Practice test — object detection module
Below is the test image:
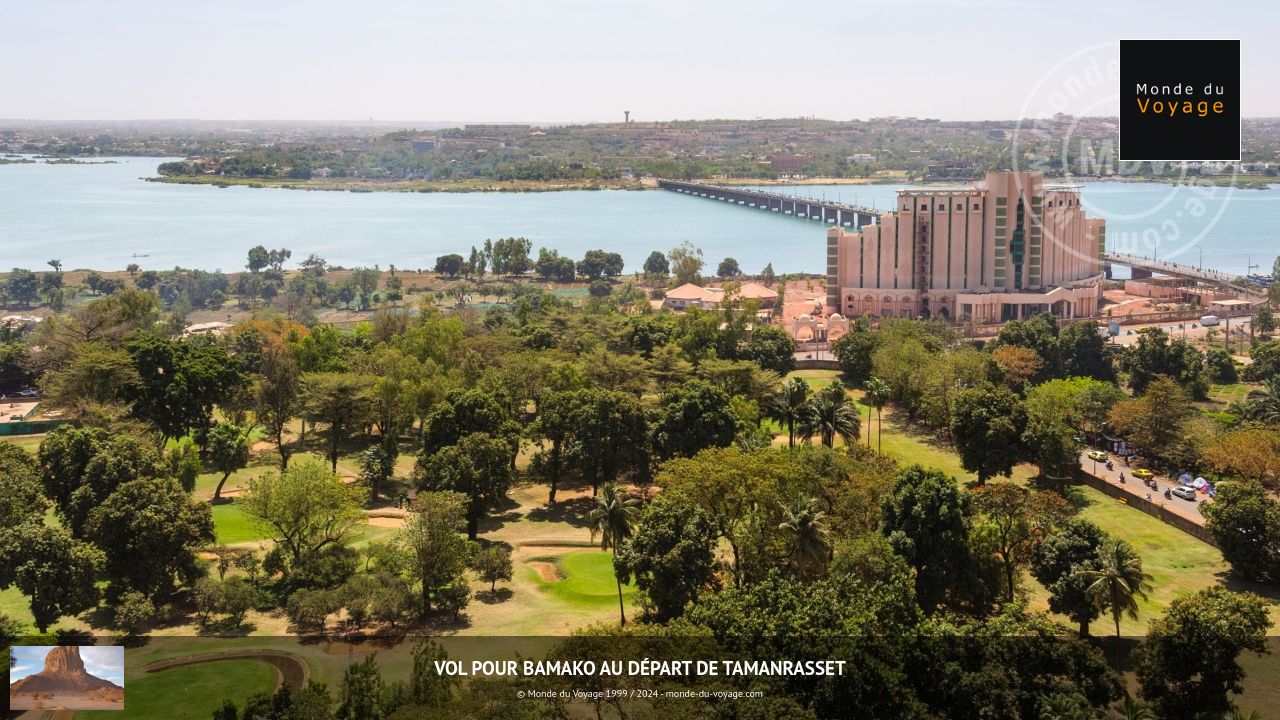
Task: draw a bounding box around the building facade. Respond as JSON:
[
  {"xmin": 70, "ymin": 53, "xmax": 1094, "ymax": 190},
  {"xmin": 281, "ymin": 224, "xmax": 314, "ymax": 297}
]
[{"xmin": 826, "ymin": 171, "xmax": 1105, "ymax": 323}]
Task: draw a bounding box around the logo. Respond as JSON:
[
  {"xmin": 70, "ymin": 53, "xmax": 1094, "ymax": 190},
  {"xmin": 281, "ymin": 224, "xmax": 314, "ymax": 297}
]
[{"xmin": 1120, "ymin": 39, "xmax": 1241, "ymax": 161}]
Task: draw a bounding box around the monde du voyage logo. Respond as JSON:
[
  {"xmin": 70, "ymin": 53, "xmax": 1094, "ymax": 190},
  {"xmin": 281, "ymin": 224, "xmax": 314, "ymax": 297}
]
[{"xmin": 1119, "ymin": 39, "xmax": 1240, "ymax": 161}]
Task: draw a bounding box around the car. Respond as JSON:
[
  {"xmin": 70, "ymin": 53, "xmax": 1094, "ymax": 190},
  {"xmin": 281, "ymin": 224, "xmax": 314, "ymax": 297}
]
[
  {"xmin": 1132, "ymin": 469, "xmax": 1155, "ymax": 479},
  {"xmin": 1172, "ymin": 486, "xmax": 1198, "ymax": 501},
  {"xmin": 1087, "ymin": 450, "xmax": 1108, "ymax": 462}
]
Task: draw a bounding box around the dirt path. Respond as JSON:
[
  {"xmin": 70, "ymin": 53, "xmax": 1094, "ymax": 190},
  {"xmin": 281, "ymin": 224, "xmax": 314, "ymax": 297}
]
[{"xmin": 143, "ymin": 650, "xmax": 310, "ymax": 691}]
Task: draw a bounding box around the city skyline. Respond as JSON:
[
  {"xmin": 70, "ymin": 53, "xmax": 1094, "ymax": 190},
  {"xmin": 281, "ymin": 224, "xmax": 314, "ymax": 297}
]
[{"xmin": 3, "ymin": 0, "xmax": 1277, "ymax": 122}]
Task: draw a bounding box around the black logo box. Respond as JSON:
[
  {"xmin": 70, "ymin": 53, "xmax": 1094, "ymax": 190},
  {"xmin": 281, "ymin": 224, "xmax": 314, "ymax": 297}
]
[{"xmin": 1119, "ymin": 39, "xmax": 1240, "ymax": 162}]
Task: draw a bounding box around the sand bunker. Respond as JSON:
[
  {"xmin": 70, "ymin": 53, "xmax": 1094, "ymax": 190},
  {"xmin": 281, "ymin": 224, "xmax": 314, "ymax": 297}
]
[{"xmin": 527, "ymin": 561, "xmax": 563, "ymax": 583}]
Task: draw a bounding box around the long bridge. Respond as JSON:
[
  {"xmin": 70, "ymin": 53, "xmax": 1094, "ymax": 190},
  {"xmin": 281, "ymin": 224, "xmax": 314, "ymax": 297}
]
[
  {"xmin": 657, "ymin": 179, "xmax": 882, "ymax": 229},
  {"xmin": 1104, "ymin": 252, "xmax": 1245, "ymax": 286}
]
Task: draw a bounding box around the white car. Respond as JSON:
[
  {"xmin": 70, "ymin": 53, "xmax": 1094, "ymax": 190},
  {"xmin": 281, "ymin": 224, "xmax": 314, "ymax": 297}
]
[{"xmin": 1171, "ymin": 486, "xmax": 1198, "ymax": 501}]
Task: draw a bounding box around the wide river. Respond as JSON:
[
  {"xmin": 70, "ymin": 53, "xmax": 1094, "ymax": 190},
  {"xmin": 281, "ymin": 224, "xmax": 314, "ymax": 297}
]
[{"xmin": 1, "ymin": 157, "xmax": 1276, "ymax": 277}]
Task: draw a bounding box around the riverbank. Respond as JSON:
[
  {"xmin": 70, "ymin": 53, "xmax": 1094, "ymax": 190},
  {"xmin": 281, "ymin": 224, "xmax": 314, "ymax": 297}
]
[{"xmin": 146, "ymin": 175, "xmax": 651, "ymax": 193}]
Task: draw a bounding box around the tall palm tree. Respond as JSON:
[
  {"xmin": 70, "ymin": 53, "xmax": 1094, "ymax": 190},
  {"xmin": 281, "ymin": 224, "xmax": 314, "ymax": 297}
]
[
  {"xmin": 587, "ymin": 483, "xmax": 640, "ymax": 625},
  {"xmin": 864, "ymin": 377, "xmax": 891, "ymax": 453},
  {"xmin": 767, "ymin": 376, "xmax": 812, "ymax": 448},
  {"xmin": 799, "ymin": 395, "xmax": 860, "ymax": 448},
  {"xmin": 1244, "ymin": 375, "xmax": 1280, "ymax": 425},
  {"xmin": 1081, "ymin": 538, "xmax": 1153, "ymax": 666},
  {"xmin": 777, "ymin": 495, "xmax": 831, "ymax": 581}
]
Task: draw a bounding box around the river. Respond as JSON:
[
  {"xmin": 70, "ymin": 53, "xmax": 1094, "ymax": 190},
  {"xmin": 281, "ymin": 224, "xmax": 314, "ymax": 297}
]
[{"xmin": 1, "ymin": 157, "xmax": 1275, "ymax": 277}]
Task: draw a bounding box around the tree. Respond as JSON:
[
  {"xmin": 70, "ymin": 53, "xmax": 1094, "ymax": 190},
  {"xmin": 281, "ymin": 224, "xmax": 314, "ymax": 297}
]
[
  {"xmin": 0, "ymin": 524, "xmax": 104, "ymax": 632},
  {"xmin": 864, "ymin": 377, "xmax": 891, "ymax": 452},
  {"xmin": 994, "ymin": 312, "xmax": 1061, "ymax": 382},
  {"xmin": 832, "ymin": 328, "xmax": 879, "ymax": 385},
  {"xmin": 337, "ymin": 653, "xmax": 385, "ymax": 720},
  {"xmin": 403, "ymin": 491, "xmax": 470, "ymax": 614},
  {"xmin": 577, "ymin": 249, "xmax": 624, "ymax": 280},
  {"xmin": 717, "ymin": 257, "xmax": 741, "ymax": 278},
  {"xmin": 761, "ymin": 262, "xmax": 777, "ymax": 287},
  {"xmin": 1243, "ymin": 375, "xmax": 1280, "ymax": 425},
  {"xmin": 1201, "ymin": 480, "xmax": 1280, "ymax": 582},
  {"xmin": 777, "ymin": 495, "xmax": 831, "ymax": 581},
  {"xmin": 614, "ymin": 495, "xmax": 717, "ymax": 622},
  {"xmin": 420, "ymin": 388, "xmax": 517, "ymax": 459},
  {"xmin": 652, "ymin": 380, "xmax": 737, "ymax": 459},
  {"xmin": 218, "ymin": 576, "xmax": 256, "ymax": 625},
  {"xmin": 588, "ymin": 483, "xmax": 640, "ymax": 625},
  {"xmin": 1136, "ymin": 588, "xmax": 1272, "ymax": 720},
  {"xmin": 742, "ymin": 325, "xmax": 796, "ymax": 373},
  {"xmin": 256, "ymin": 340, "xmax": 300, "ymax": 469},
  {"xmin": 766, "ymin": 376, "xmax": 811, "ymax": 449},
  {"xmin": 0, "ymin": 442, "xmax": 48, "ymax": 528},
  {"xmin": 974, "ymin": 483, "xmax": 1068, "ymax": 602},
  {"xmin": 6, "ymin": 268, "xmax": 39, "ymax": 307},
  {"xmin": 880, "ymin": 465, "xmax": 979, "ymax": 613},
  {"xmin": 1120, "ymin": 327, "xmax": 1208, "ymax": 398},
  {"xmin": 667, "ymin": 241, "xmax": 705, "ymax": 286},
  {"xmin": 470, "ymin": 545, "xmax": 513, "ymax": 592},
  {"xmin": 1058, "ymin": 319, "xmax": 1115, "ymax": 381},
  {"xmin": 243, "ymin": 459, "xmax": 367, "ymax": 574},
  {"xmin": 300, "ymin": 372, "xmax": 373, "ymax": 471},
  {"xmin": 246, "ymin": 245, "xmax": 271, "ymax": 273},
  {"xmin": 1031, "ymin": 518, "xmax": 1107, "ymax": 637},
  {"xmin": 642, "ymin": 250, "xmax": 669, "ymax": 279},
  {"xmin": 125, "ymin": 335, "xmax": 247, "ymax": 446},
  {"xmin": 85, "ymin": 477, "xmax": 214, "ymax": 599},
  {"xmin": 37, "ymin": 428, "xmax": 168, "ymax": 537},
  {"xmin": 1253, "ymin": 304, "xmax": 1276, "ymax": 335},
  {"xmin": 40, "ymin": 343, "xmax": 140, "ymax": 408},
  {"xmin": 434, "ymin": 254, "xmax": 465, "ymax": 278},
  {"xmin": 588, "ymin": 279, "xmax": 612, "ymax": 298},
  {"xmin": 112, "ymin": 590, "xmax": 155, "ymax": 637},
  {"xmin": 418, "ymin": 432, "xmax": 513, "ymax": 539},
  {"xmin": 950, "ymin": 384, "xmax": 1026, "ymax": 484},
  {"xmin": 1107, "ymin": 375, "xmax": 1194, "ymax": 467},
  {"xmin": 992, "ymin": 345, "xmax": 1043, "ymax": 392},
  {"xmin": 1081, "ymin": 538, "xmax": 1152, "ymax": 661},
  {"xmin": 799, "ymin": 392, "xmax": 860, "ymax": 448},
  {"xmin": 206, "ymin": 422, "xmax": 251, "ymax": 501},
  {"xmin": 358, "ymin": 443, "xmax": 395, "ymax": 507},
  {"xmin": 1202, "ymin": 429, "xmax": 1280, "ymax": 490}
]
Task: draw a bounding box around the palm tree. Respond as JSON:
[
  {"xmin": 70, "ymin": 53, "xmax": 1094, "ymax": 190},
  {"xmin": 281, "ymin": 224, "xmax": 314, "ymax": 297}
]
[
  {"xmin": 1115, "ymin": 696, "xmax": 1155, "ymax": 720},
  {"xmin": 1082, "ymin": 538, "xmax": 1153, "ymax": 666},
  {"xmin": 767, "ymin": 376, "xmax": 812, "ymax": 448},
  {"xmin": 799, "ymin": 395, "xmax": 860, "ymax": 448},
  {"xmin": 587, "ymin": 483, "xmax": 640, "ymax": 625},
  {"xmin": 864, "ymin": 377, "xmax": 891, "ymax": 453},
  {"xmin": 777, "ymin": 495, "xmax": 831, "ymax": 581},
  {"xmin": 1244, "ymin": 375, "xmax": 1280, "ymax": 424}
]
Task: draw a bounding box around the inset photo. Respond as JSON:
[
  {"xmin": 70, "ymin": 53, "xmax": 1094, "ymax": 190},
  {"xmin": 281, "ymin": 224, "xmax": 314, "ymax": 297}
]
[{"xmin": 9, "ymin": 645, "xmax": 124, "ymax": 711}]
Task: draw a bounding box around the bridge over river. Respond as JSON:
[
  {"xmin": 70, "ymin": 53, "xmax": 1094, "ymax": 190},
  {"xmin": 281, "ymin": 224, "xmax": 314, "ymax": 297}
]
[
  {"xmin": 1104, "ymin": 252, "xmax": 1246, "ymax": 286},
  {"xmin": 657, "ymin": 179, "xmax": 882, "ymax": 229}
]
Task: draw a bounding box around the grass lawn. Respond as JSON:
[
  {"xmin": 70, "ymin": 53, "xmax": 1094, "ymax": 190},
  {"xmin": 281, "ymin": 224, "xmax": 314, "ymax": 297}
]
[
  {"xmin": 211, "ymin": 501, "xmax": 272, "ymax": 546},
  {"xmin": 2, "ymin": 433, "xmax": 45, "ymax": 453},
  {"xmin": 528, "ymin": 551, "xmax": 637, "ymax": 608},
  {"xmin": 75, "ymin": 659, "xmax": 278, "ymax": 720}
]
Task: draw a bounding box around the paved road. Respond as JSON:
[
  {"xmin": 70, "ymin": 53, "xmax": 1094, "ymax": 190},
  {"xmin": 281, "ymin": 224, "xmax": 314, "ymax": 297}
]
[{"xmin": 1078, "ymin": 450, "xmax": 1209, "ymax": 527}]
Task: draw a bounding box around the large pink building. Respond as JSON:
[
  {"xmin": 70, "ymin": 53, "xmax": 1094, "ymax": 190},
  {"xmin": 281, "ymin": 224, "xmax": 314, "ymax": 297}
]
[{"xmin": 827, "ymin": 171, "xmax": 1105, "ymax": 323}]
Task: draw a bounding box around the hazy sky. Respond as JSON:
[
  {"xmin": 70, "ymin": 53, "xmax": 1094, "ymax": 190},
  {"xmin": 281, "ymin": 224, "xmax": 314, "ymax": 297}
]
[{"xmin": 3, "ymin": 0, "xmax": 1275, "ymax": 122}]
